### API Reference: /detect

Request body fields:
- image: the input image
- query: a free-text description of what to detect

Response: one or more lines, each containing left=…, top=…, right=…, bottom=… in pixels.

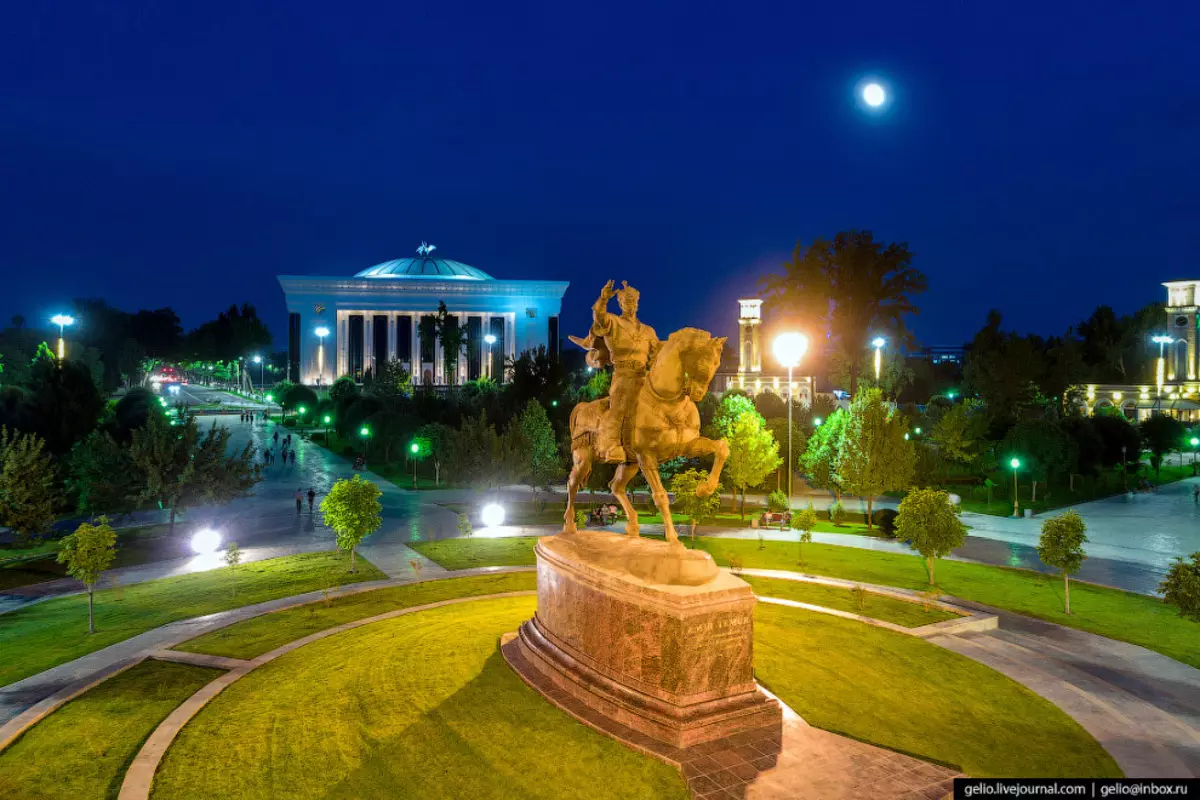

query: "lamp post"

left=315, top=327, right=330, bottom=386
left=1191, top=437, right=1199, bottom=474
left=323, top=414, right=332, bottom=441
left=359, top=425, right=371, bottom=458
left=252, top=354, right=263, bottom=391
left=297, top=405, right=307, bottom=431
left=410, top=441, right=420, bottom=489
left=871, top=337, right=886, bottom=385
left=1153, top=335, right=1173, bottom=398
left=1010, top=458, right=1021, bottom=518
left=484, top=333, right=497, bottom=380
left=51, top=314, right=75, bottom=360
left=1121, top=444, right=1128, bottom=491
left=772, top=332, right=810, bottom=509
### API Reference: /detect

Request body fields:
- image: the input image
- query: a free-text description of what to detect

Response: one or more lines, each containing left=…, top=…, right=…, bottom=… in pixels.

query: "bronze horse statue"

left=563, top=328, right=728, bottom=543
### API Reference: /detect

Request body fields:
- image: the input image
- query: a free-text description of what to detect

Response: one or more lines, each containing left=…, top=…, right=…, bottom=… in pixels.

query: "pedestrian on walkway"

left=307, top=487, right=316, bottom=512
left=273, top=431, right=279, bottom=445
left=1192, top=484, right=1198, bottom=505
left=295, top=489, right=303, bottom=514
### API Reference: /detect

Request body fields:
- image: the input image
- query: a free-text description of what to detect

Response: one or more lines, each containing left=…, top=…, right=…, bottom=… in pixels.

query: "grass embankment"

left=153, top=597, right=689, bottom=800
left=949, top=462, right=1195, bottom=517
left=0, top=660, right=221, bottom=800
left=742, top=575, right=960, bottom=628
left=0, top=524, right=180, bottom=592
left=756, top=603, right=1121, bottom=777
left=177, top=572, right=536, bottom=660
left=0, top=552, right=384, bottom=688
left=410, top=536, right=1200, bottom=669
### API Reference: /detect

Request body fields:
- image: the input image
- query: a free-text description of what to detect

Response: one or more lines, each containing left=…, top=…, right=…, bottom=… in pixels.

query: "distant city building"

left=1071, top=280, right=1200, bottom=421
left=712, top=297, right=814, bottom=406
left=907, top=345, right=964, bottom=366
left=278, top=244, right=568, bottom=386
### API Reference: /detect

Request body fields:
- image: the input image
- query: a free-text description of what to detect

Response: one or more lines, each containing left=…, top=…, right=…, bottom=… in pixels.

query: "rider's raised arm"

left=591, top=280, right=616, bottom=336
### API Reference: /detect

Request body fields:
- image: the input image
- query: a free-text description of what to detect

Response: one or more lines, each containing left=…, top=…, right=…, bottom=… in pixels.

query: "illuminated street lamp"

left=315, top=326, right=331, bottom=386
left=1153, top=335, right=1173, bottom=396
left=773, top=332, right=810, bottom=506
left=946, top=390, right=958, bottom=401
left=252, top=354, right=264, bottom=389
left=1191, top=436, right=1199, bottom=474
left=410, top=441, right=420, bottom=489
left=323, top=414, right=332, bottom=440
left=1010, top=458, right=1021, bottom=518
left=297, top=405, right=307, bottom=430
left=871, top=337, right=886, bottom=384
left=812, top=417, right=822, bottom=427
left=484, top=333, right=497, bottom=380
left=51, top=314, right=74, bottom=360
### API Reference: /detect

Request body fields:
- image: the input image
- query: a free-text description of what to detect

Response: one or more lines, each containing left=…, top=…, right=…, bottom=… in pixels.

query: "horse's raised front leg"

left=637, top=452, right=680, bottom=543
left=682, top=436, right=730, bottom=498
left=609, top=462, right=641, bottom=536
left=563, top=447, right=593, bottom=534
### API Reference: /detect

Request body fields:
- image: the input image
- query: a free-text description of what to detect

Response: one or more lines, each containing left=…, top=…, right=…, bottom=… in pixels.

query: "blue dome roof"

left=355, top=256, right=493, bottom=281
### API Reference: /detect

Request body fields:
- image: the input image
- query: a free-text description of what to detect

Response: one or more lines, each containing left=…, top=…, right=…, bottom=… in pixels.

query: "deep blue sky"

left=3, top=2, right=1197, bottom=350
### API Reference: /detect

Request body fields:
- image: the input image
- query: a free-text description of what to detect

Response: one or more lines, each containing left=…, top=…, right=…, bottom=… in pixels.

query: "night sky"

left=3, top=2, right=1198, bottom=350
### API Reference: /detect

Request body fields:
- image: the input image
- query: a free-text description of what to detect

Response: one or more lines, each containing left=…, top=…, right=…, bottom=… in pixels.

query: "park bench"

left=759, top=510, right=791, bottom=528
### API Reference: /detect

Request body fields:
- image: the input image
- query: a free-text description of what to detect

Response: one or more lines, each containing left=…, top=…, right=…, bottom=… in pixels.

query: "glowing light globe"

left=191, top=528, right=222, bottom=555
left=481, top=503, right=505, bottom=528
left=863, top=83, right=886, bottom=107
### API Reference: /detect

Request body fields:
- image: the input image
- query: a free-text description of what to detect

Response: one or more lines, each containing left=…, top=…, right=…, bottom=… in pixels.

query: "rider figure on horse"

left=572, top=280, right=659, bottom=464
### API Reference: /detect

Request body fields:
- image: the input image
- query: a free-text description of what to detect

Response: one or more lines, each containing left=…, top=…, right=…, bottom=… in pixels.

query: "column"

left=738, top=322, right=748, bottom=373
left=412, top=315, right=420, bottom=384
left=388, top=315, right=396, bottom=361
left=751, top=321, right=761, bottom=372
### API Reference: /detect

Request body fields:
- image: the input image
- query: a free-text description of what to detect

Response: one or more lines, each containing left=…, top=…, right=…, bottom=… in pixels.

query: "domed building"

left=278, top=243, right=569, bottom=386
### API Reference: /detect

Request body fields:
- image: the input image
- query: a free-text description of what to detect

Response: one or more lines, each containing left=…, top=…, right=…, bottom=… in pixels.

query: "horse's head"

left=662, top=328, right=726, bottom=402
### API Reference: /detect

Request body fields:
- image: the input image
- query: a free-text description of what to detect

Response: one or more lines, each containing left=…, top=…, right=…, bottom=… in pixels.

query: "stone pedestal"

left=504, top=532, right=780, bottom=749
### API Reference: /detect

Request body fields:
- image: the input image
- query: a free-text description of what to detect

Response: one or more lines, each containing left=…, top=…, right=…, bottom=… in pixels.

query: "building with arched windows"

left=278, top=245, right=569, bottom=386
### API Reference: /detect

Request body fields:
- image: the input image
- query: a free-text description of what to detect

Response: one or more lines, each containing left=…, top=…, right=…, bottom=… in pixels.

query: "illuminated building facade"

left=714, top=297, right=814, bottom=406
left=278, top=245, right=568, bottom=386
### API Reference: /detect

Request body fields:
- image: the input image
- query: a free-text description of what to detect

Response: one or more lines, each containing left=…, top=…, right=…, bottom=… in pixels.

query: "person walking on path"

left=295, top=489, right=303, bottom=514
left=307, top=487, right=316, bottom=513
left=273, top=431, right=279, bottom=445
left=1192, top=484, right=1198, bottom=505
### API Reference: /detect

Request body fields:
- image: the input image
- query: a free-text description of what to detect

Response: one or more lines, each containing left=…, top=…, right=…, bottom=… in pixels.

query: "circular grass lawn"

left=754, top=603, right=1122, bottom=778
left=151, top=596, right=690, bottom=800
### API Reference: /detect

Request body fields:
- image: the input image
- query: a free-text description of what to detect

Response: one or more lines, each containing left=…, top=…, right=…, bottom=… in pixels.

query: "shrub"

left=766, top=489, right=789, bottom=513
left=342, top=445, right=356, bottom=458
left=828, top=500, right=846, bottom=526
left=575, top=509, right=588, bottom=528
left=871, top=508, right=899, bottom=538
left=1160, top=552, right=1200, bottom=622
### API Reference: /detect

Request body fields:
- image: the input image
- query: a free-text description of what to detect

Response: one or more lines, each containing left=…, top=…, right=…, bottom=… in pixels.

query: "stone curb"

left=0, top=566, right=534, bottom=748
left=117, top=590, right=537, bottom=800
left=738, top=568, right=999, bottom=637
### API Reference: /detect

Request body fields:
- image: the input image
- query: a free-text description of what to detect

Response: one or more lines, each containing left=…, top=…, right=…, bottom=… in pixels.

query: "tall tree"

left=669, top=468, right=721, bottom=545
left=415, top=422, right=455, bottom=485
left=1001, top=419, right=1073, bottom=502
left=18, top=355, right=105, bottom=455
left=68, top=431, right=143, bottom=516
left=56, top=517, right=117, bottom=635
left=510, top=400, right=562, bottom=502
left=320, top=475, right=382, bottom=573
left=896, top=488, right=967, bottom=585
left=435, top=301, right=468, bottom=385
left=1038, top=510, right=1088, bottom=615
left=1159, top=552, right=1200, bottom=622
left=1140, top=414, right=1185, bottom=477
left=836, top=388, right=915, bottom=527
left=929, top=399, right=987, bottom=467
left=760, top=230, right=926, bottom=395
left=0, top=427, right=58, bottom=540
left=724, top=412, right=781, bottom=519
left=709, top=393, right=757, bottom=438
left=801, top=408, right=847, bottom=500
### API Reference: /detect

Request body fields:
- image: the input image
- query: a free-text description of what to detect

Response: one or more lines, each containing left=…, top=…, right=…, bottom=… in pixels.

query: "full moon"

left=862, top=83, right=886, bottom=107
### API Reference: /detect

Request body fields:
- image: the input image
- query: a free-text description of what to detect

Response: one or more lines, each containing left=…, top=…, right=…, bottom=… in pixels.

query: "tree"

left=724, top=412, right=781, bottom=518
left=669, top=468, right=721, bottom=545
left=447, top=412, right=505, bottom=489
left=456, top=513, right=473, bottom=539
left=510, top=399, right=561, bottom=501
left=764, top=416, right=806, bottom=488
left=320, top=474, right=382, bottom=572
left=368, top=358, right=413, bottom=402
left=1037, top=510, right=1088, bottom=614
left=1090, top=413, right=1142, bottom=486
left=929, top=399, right=987, bottom=467
left=415, top=422, right=454, bottom=485
left=329, top=376, right=359, bottom=413
left=896, top=488, right=966, bottom=585
left=1002, top=419, right=1073, bottom=502
left=224, top=541, right=243, bottom=597
left=187, top=421, right=262, bottom=507
left=1140, top=414, right=1185, bottom=477
left=56, top=517, right=117, bottom=634
left=19, top=356, right=105, bottom=455
left=68, top=431, right=142, bottom=516
left=801, top=408, right=847, bottom=500
left=709, top=393, right=757, bottom=438
left=836, top=388, right=914, bottom=527
left=1159, top=552, right=1200, bottom=622
left=760, top=231, right=926, bottom=395
left=281, top=383, right=319, bottom=418
left=504, top=346, right=568, bottom=412
left=435, top=301, right=468, bottom=385
left=793, top=502, right=817, bottom=565
left=0, top=427, right=58, bottom=540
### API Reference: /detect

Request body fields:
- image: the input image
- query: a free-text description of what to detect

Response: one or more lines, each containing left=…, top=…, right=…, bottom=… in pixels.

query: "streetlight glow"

left=862, top=83, right=886, bottom=107
left=315, top=327, right=330, bottom=385
left=411, top=442, right=419, bottom=454
left=191, top=528, right=221, bottom=555
left=772, top=332, right=810, bottom=508
left=481, top=503, right=505, bottom=528
left=1010, top=458, right=1021, bottom=518
left=484, top=334, right=496, bottom=344
left=871, top=337, right=886, bottom=383
left=360, top=426, right=370, bottom=437
left=813, top=417, right=822, bottom=427
left=51, top=314, right=75, bottom=359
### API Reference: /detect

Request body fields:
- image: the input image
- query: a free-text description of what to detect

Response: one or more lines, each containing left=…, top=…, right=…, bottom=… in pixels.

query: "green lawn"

left=743, top=575, right=960, bottom=628
left=0, top=524, right=182, bottom=592
left=755, top=603, right=1120, bottom=777
left=0, top=551, right=385, bottom=688
left=152, top=597, right=689, bottom=800
left=177, top=572, right=537, bottom=660
left=0, top=659, right=220, bottom=800
left=410, top=536, right=1200, bottom=669
left=952, top=462, right=1195, bottom=517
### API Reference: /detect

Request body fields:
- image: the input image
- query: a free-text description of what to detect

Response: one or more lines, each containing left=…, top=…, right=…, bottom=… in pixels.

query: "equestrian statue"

left=565, top=280, right=728, bottom=543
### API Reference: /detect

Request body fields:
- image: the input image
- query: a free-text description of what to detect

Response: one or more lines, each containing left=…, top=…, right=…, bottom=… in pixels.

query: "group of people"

left=295, top=487, right=317, bottom=514
left=238, top=409, right=266, bottom=424
left=264, top=429, right=297, bottom=467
